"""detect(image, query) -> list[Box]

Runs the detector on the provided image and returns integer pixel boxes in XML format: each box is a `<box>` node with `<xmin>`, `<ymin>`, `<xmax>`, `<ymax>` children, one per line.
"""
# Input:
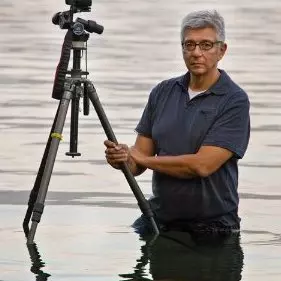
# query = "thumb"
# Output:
<box><xmin>115</xmin><ymin>145</ymin><xmax>122</xmax><ymax>151</ymax></box>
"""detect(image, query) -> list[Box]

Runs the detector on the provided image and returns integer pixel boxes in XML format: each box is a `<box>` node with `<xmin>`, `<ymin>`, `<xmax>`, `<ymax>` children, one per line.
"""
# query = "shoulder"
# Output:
<box><xmin>220</xmin><ymin>70</ymin><xmax>250</xmax><ymax>105</ymax></box>
<box><xmin>148</xmin><ymin>74</ymin><xmax>184</xmax><ymax>101</ymax></box>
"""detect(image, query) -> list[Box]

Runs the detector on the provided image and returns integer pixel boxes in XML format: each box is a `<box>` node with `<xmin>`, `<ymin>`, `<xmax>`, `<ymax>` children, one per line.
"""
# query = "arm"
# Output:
<box><xmin>131</xmin><ymin>92</ymin><xmax>250</xmax><ymax>179</ymax></box>
<box><xmin>131</xmin><ymin>145</ymin><xmax>233</xmax><ymax>178</ymax></box>
<box><xmin>129</xmin><ymin>134</ymin><xmax>155</xmax><ymax>176</ymax></box>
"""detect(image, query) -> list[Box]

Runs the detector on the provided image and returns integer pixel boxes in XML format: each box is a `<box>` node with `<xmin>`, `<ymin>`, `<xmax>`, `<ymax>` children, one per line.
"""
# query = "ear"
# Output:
<box><xmin>218</xmin><ymin>43</ymin><xmax>227</xmax><ymax>60</ymax></box>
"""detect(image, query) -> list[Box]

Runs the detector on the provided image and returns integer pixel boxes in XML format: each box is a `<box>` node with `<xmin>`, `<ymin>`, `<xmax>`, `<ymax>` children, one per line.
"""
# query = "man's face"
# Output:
<box><xmin>182</xmin><ymin>27</ymin><xmax>227</xmax><ymax>76</ymax></box>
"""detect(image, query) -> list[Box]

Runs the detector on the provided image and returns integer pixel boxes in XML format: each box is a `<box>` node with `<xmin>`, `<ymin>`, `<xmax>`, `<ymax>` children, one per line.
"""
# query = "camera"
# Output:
<box><xmin>65</xmin><ymin>0</ymin><xmax>92</xmax><ymax>11</ymax></box>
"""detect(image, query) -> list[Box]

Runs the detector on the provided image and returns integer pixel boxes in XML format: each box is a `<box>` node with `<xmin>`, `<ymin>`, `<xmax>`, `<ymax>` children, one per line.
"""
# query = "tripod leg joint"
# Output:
<box><xmin>31</xmin><ymin>203</ymin><xmax>45</xmax><ymax>223</ymax></box>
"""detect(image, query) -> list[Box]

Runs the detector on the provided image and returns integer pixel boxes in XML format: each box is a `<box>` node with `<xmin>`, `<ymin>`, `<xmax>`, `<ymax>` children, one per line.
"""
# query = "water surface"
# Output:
<box><xmin>1</xmin><ymin>0</ymin><xmax>281</xmax><ymax>280</ymax></box>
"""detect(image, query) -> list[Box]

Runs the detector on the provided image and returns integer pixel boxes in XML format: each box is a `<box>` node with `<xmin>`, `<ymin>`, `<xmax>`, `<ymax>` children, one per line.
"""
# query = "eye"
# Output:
<box><xmin>185</xmin><ymin>42</ymin><xmax>194</xmax><ymax>47</ymax></box>
<box><xmin>200</xmin><ymin>41</ymin><xmax>213</xmax><ymax>50</ymax></box>
<box><xmin>183</xmin><ymin>41</ymin><xmax>195</xmax><ymax>50</ymax></box>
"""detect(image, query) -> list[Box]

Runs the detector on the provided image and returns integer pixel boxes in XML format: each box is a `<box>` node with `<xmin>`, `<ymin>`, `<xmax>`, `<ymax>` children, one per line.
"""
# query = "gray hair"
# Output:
<box><xmin>180</xmin><ymin>10</ymin><xmax>225</xmax><ymax>43</ymax></box>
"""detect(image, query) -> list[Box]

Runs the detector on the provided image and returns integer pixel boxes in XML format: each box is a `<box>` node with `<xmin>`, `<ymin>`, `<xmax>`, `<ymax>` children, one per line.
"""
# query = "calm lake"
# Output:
<box><xmin>1</xmin><ymin>0</ymin><xmax>281</xmax><ymax>280</ymax></box>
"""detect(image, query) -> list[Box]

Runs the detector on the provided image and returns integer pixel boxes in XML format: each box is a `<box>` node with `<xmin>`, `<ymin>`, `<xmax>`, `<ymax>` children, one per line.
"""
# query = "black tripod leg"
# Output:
<box><xmin>86</xmin><ymin>81</ymin><xmax>159</xmax><ymax>236</ymax></box>
<box><xmin>23</xmin><ymin>103</ymin><xmax>61</xmax><ymax>236</ymax></box>
<box><xmin>27</xmin><ymin>90</ymin><xmax>73</xmax><ymax>244</ymax></box>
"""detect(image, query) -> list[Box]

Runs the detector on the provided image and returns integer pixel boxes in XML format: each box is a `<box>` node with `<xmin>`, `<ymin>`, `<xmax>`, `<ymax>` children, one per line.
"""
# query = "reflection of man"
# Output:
<box><xmin>120</xmin><ymin>232</ymin><xmax>244</xmax><ymax>281</ymax></box>
<box><xmin>105</xmin><ymin>10</ymin><xmax>250</xmax><ymax>235</ymax></box>
<box><xmin>150</xmin><ymin>232</ymin><xmax>244</xmax><ymax>281</ymax></box>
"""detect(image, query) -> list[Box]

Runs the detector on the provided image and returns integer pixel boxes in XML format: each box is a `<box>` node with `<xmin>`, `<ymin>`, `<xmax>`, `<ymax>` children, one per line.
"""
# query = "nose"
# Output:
<box><xmin>192</xmin><ymin>45</ymin><xmax>203</xmax><ymax>56</ymax></box>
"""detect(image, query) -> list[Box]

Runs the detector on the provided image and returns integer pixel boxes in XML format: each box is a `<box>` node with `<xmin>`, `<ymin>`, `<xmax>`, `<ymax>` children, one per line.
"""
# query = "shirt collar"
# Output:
<box><xmin>176</xmin><ymin>69</ymin><xmax>230</xmax><ymax>96</ymax></box>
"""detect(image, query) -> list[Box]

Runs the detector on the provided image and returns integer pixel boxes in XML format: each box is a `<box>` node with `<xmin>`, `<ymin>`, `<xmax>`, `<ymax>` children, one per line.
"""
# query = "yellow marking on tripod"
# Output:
<box><xmin>51</xmin><ymin>132</ymin><xmax>63</xmax><ymax>141</ymax></box>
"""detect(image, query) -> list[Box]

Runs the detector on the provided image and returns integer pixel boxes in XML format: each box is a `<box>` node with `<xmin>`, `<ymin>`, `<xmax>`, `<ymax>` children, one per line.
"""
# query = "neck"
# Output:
<box><xmin>189</xmin><ymin>69</ymin><xmax>220</xmax><ymax>92</ymax></box>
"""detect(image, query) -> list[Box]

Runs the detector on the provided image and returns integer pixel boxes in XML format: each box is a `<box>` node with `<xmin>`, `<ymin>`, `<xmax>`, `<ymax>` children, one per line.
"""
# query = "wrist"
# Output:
<box><xmin>141</xmin><ymin>155</ymin><xmax>152</xmax><ymax>169</ymax></box>
<box><xmin>137</xmin><ymin>155</ymin><xmax>150</xmax><ymax>168</ymax></box>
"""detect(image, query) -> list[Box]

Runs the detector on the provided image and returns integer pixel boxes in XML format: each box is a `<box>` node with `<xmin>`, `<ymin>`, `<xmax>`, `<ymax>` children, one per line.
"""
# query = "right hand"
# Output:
<box><xmin>104</xmin><ymin>140</ymin><xmax>130</xmax><ymax>169</ymax></box>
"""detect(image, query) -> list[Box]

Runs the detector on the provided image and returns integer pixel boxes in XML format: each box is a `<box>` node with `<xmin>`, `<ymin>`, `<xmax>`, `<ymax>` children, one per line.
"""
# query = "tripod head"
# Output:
<box><xmin>52</xmin><ymin>0</ymin><xmax>103</xmax><ymax>35</ymax></box>
<box><xmin>52</xmin><ymin>10</ymin><xmax>103</xmax><ymax>34</ymax></box>
<box><xmin>51</xmin><ymin>1</ymin><xmax>103</xmax><ymax>101</ymax></box>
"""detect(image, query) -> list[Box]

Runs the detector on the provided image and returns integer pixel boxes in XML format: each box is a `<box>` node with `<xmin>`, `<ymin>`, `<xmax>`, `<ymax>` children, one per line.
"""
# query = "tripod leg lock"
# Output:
<box><xmin>31</xmin><ymin>203</ymin><xmax>45</xmax><ymax>223</ymax></box>
<box><xmin>85</xmin><ymin>81</ymin><xmax>98</xmax><ymax>100</ymax></box>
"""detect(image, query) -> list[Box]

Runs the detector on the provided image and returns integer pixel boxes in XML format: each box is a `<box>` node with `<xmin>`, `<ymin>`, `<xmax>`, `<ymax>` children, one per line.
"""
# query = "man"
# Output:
<box><xmin>104</xmin><ymin>10</ymin><xmax>250</xmax><ymax>235</ymax></box>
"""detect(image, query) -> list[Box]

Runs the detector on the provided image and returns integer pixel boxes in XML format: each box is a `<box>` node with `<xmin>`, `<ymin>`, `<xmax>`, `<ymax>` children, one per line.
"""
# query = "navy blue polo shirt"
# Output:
<box><xmin>135</xmin><ymin>69</ymin><xmax>250</xmax><ymax>227</ymax></box>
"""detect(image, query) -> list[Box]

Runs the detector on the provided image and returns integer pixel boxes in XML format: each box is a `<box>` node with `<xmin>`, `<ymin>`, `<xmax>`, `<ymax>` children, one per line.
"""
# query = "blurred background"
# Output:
<box><xmin>0</xmin><ymin>0</ymin><xmax>281</xmax><ymax>280</ymax></box>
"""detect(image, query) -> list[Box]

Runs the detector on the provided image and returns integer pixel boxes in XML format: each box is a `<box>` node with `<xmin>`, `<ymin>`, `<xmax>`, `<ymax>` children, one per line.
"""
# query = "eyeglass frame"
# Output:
<box><xmin>181</xmin><ymin>40</ymin><xmax>224</xmax><ymax>52</ymax></box>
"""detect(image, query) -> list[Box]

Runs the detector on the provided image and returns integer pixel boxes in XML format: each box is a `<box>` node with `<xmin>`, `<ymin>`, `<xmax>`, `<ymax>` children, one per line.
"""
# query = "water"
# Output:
<box><xmin>1</xmin><ymin>0</ymin><xmax>281</xmax><ymax>280</ymax></box>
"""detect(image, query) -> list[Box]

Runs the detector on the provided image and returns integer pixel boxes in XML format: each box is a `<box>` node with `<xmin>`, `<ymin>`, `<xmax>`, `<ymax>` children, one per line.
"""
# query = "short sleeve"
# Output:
<box><xmin>202</xmin><ymin>92</ymin><xmax>250</xmax><ymax>159</ymax></box>
<box><xmin>135</xmin><ymin>86</ymin><xmax>158</xmax><ymax>137</ymax></box>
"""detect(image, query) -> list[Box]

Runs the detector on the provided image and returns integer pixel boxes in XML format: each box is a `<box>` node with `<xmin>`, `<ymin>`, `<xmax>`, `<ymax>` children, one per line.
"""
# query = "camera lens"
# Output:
<box><xmin>65</xmin><ymin>0</ymin><xmax>92</xmax><ymax>7</ymax></box>
<box><xmin>79</xmin><ymin>0</ymin><xmax>92</xmax><ymax>7</ymax></box>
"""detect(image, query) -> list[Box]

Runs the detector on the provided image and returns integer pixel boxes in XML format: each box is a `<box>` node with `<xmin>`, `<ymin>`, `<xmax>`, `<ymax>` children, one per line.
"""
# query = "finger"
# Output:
<box><xmin>106</xmin><ymin>154</ymin><xmax>127</xmax><ymax>160</ymax></box>
<box><xmin>106</xmin><ymin>157</ymin><xmax>127</xmax><ymax>165</ymax></box>
<box><xmin>106</xmin><ymin>153</ymin><xmax>128</xmax><ymax>160</ymax></box>
<box><xmin>106</xmin><ymin>147</ymin><xmax>128</xmax><ymax>154</ymax></box>
<box><xmin>104</xmin><ymin>140</ymin><xmax>117</xmax><ymax>148</ymax></box>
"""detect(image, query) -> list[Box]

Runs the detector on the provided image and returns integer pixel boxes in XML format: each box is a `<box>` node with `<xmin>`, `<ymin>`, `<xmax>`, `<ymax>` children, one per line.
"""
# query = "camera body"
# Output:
<box><xmin>65</xmin><ymin>0</ymin><xmax>92</xmax><ymax>11</ymax></box>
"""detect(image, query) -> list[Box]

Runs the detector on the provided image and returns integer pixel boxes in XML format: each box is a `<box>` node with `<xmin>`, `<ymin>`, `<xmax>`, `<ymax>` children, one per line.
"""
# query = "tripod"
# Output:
<box><xmin>23</xmin><ymin>9</ymin><xmax>159</xmax><ymax>244</ymax></box>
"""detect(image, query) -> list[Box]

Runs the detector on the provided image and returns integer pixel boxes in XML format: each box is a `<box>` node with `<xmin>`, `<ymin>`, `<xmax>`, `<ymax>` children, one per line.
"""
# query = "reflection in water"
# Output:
<box><xmin>26</xmin><ymin>243</ymin><xmax>51</xmax><ymax>281</ymax></box>
<box><xmin>1</xmin><ymin>1</ymin><xmax>281</xmax><ymax>280</ymax></box>
<box><xmin>120</xmin><ymin>231</ymin><xmax>243</xmax><ymax>281</ymax></box>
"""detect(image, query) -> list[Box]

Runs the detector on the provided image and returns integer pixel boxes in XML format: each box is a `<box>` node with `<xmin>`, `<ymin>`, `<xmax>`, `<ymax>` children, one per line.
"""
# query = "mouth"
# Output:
<box><xmin>190</xmin><ymin>63</ymin><xmax>205</xmax><ymax>69</ymax></box>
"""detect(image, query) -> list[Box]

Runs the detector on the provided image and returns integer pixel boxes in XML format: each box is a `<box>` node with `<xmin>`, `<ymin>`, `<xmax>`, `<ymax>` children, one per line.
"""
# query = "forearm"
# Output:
<box><xmin>130</xmin><ymin>145</ymin><xmax>232</xmax><ymax>178</ymax></box>
<box><xmin>141</xmin><ymin>154</ymin><xmax>201</xmax><ymax>179</ymax></box>
<box><xmin>126</xmin><ymin>154</ymin><xmax>146</xmax><ymax>176</ymax></box>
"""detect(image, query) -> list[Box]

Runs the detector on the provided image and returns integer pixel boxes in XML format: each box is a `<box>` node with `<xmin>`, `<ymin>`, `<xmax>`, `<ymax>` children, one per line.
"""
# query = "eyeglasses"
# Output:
<box><xmin>182</xmin><ymin>40</ymin><xmax>223</xmax><ymax>51</ymax></box>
